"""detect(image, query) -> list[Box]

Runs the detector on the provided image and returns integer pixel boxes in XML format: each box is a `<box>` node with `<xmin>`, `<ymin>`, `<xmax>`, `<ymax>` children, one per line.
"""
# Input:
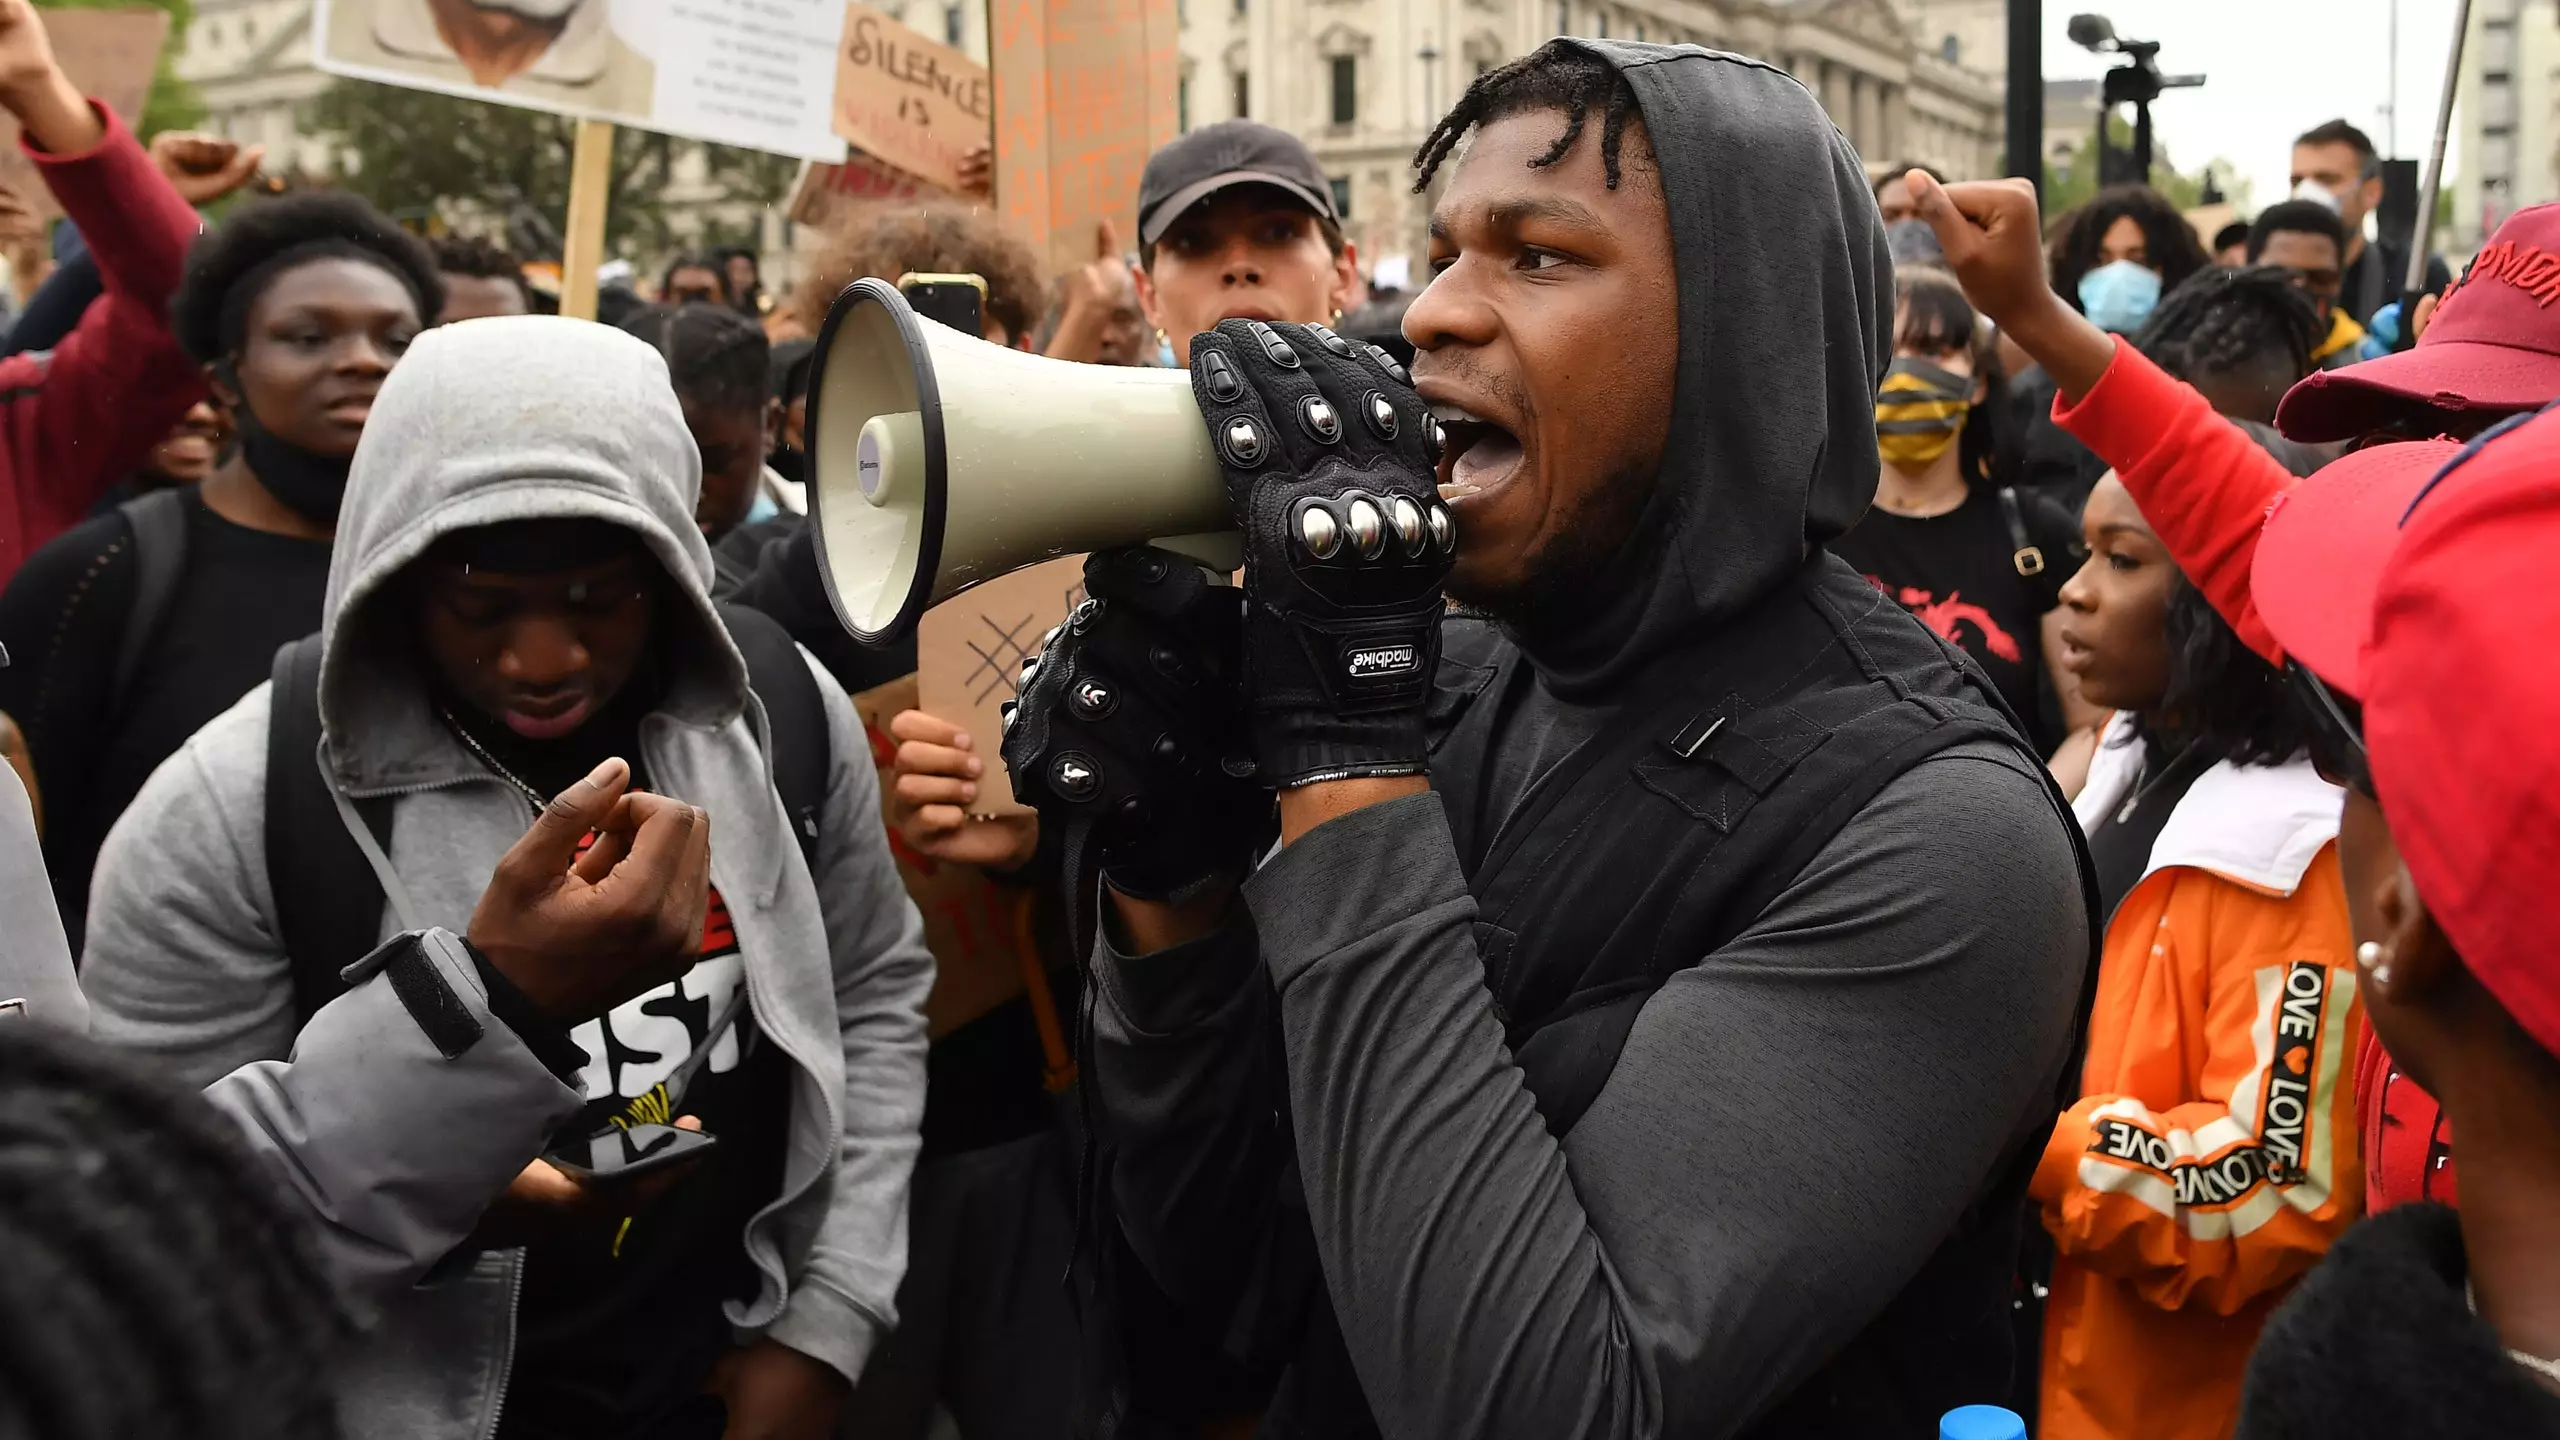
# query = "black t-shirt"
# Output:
<box><xmin>470</xmin><ymin>730</ymin><xmax>795</xmax><ymax>1440</ymax></box>
<box><xmin>1828</xmin><ymin>486</ymin><xmax>2080</xmax><ymax>752</ymax></box>
<box><xmin>0</xmin><ymin>488</ymin><xmax>331</xmax><ymax>949</ymax></box>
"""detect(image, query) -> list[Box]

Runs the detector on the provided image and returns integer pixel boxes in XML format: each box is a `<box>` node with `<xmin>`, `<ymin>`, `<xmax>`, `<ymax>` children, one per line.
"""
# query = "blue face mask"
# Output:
<box><xmin>2077</xmin><ymin>259</ymin><xmax>2162</xmax><ymax>334</ymax></box>
<box><xmin>1157</xmin><ymin>338</ymin><xmax>1178</xmax><ymax>368</ymax></box>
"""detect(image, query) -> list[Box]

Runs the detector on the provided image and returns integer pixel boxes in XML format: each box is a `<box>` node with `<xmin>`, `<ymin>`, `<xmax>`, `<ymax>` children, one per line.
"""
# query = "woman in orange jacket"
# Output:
<box><xmin>2037</xmin><ymin>470</ymin><xmax>2364</xmax><ymax>1440</ymax></box>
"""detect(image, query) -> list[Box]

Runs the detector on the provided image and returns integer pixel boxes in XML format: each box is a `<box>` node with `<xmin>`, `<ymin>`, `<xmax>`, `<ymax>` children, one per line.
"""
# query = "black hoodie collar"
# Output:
<box><xmin>2237</xmin><ymin>1203</ymin><xmax>2560</xmax><ymax>1440</ymax></box>
<box><xmin>1492</xmin><ymin>41</ymin><xmax>1890</xmax><ymax>701</ymax></box>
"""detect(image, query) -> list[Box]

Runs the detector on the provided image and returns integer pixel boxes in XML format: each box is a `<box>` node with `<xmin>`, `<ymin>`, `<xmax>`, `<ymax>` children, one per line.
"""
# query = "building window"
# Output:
<box><xmin>1233</xmin><ymin>70</ymin><xmax>1250</xmax><ymax>118</ymax></box>
<box><xmin>1235</xmin><ymin>0</ymin><xmax>1248</xmax><ymax>18</ymax></box>
<box><xmin>1329</xmin><ymin>175</ymin><xmax>1353</xmax><ymax>218</ymax></box>
<box><xmin>1555</xmin><ymin>0</ymin><xmax>1569</xmax><ymax>33</ymax></box>
<box><xmin>1329</xmin><ymin>55</ymin><xmax>1357</xmax><ymax>125</ymax></box>
<box><xmin>945</xmin><ymin>6</ymin><xmax>964</xmax><ymax>44</ymax></box>
<box><xmin>1179</xmin><ymin>75</ymin><xmax>1191</xmax><ymax>131</ymax></box>
<box><xmin>1475</xmin><ymin>57</ymin><xmax>1492</xmax><ymax>76</ymax></box>
<box><xmin>1632</xmin><ymin>19</ymin><xmax>1645</xmax><ymax>40</ymax></box>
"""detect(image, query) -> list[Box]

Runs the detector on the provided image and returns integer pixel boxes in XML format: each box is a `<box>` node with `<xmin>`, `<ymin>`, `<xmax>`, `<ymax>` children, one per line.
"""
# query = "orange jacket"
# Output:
<box><xmin>2036</xmin><ymin>720</ymin><xmax>2364</xmax><ymax>1440</ymax></box>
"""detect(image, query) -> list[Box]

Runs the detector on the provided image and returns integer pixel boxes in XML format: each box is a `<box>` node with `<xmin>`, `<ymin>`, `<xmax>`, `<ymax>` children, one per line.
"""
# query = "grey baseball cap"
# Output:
<box><xmin>1136</xmin><ymin>120</ymin><xmax>1337</xmax><ymax>247</ymax></box>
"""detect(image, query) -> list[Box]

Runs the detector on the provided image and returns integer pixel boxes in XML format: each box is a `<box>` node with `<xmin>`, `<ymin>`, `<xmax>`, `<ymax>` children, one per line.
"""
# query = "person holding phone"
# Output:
<box><xmin>80</xmin><ymin>316</ymin><xmax>934</xmax><ymax>1440</ymax></box>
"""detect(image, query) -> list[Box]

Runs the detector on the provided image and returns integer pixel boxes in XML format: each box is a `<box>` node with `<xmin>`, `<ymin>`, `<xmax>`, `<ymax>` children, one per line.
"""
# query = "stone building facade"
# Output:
<box><xmin>1177</xmin><ymin>0</ymin><xmax>2005</xmax><ymax>281</ymax></box>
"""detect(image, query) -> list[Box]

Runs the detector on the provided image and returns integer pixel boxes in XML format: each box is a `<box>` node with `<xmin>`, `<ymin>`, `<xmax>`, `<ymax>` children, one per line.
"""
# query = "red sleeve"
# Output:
<box><xmin>1</xmin><ymin>101</ymin><xmax>206</xmax><ymax>559</ymax></box>
<box><xmin>2051</xmin><ymin>339</ymin><xmax>2293</xmax><ymax>666</ymax></box>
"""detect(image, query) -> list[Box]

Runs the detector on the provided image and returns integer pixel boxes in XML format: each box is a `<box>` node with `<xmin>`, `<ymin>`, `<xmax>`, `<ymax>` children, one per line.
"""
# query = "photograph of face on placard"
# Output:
<box><xmin>311</xmin><ymin>0</ymin><xmax>849</xmax><ymax>162</ymax></box>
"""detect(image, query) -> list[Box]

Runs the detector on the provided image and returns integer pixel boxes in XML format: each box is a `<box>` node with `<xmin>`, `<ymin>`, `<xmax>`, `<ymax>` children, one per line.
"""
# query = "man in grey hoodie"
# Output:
<box><xmin>81</xmin><ymin>314</ymin><xmax>935</xmax><ymax>1439</ymax></box>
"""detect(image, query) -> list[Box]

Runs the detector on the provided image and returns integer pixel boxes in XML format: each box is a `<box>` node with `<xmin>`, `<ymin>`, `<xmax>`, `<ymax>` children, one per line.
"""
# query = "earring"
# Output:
<box><xmin>1332</xmin><ymin>308</ymin><xmax>1345</xmax><ymax>325</ymax></box>
<box><xmin>2357</xmin><ymin>941</ymin><xmax>2393</xmax><ymax>987</ymax></box>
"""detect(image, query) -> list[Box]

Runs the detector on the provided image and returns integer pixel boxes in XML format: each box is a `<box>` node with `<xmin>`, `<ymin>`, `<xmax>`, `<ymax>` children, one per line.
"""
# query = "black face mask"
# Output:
<box><xmin>222</xmin><ymin>364</ymin><xmax>353</xmax><ymax>528</ymax></box>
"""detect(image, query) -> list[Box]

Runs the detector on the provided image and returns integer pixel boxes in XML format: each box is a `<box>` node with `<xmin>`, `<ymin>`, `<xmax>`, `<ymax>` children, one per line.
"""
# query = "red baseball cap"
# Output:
<box><xmin>2360</xmin><ymin>403</ymin><xmax>2560</xmax><ymax>1056</ymax></box>
<box><xmin>2251</xmin><ymin>438</ymin><xmax>2462</xmax><ymax>695</ymax></box>
<box><xmin>2276</xmin><ymin>202</ymin><xmax>2560</xmax><ymax>443</ymax></box>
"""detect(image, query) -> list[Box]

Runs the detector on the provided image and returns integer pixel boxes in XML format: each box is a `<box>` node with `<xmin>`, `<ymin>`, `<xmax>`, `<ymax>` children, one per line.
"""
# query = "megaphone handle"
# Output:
<box><xmin>1150</xmin><ymin>531</ymin><xmax>1243</xmax><ymax>578</ymax></box>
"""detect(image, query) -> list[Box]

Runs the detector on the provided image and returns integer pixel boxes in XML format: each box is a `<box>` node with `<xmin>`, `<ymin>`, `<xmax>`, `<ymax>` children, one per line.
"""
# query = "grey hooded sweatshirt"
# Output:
<box><xmin>80</xmin><ymin>316</ymin><xmax>935</xmax><ymax>1436</ymax></box>
<box><xmin>1086</xmin><ymin>40</ymin><xmax>2089</xmax><ymax>1440</ymax></box>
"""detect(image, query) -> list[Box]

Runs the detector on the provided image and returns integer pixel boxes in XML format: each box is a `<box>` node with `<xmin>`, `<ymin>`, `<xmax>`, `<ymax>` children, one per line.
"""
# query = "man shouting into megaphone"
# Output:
<box><xmin>1000</xmin><ymin>38</ymin><xmax>2097</xmax><ymax>1440</ymax></box>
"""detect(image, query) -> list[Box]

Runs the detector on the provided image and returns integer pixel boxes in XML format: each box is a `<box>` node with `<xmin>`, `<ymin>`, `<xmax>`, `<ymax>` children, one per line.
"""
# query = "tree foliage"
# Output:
<box><xmin>299</xmin><ymin>78</ymin><xmax>797</xmax><ymax>260</ymax></box>
<box><xmin>37</xmin><ymin>0</ymin><xmax>205</xmax><ymax>135</ymax></box>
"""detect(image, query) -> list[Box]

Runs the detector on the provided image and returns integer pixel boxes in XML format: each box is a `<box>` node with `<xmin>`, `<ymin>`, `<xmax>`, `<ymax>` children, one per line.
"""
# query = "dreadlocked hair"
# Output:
<box><xmin>1413</xmin><ymin>41</ymin><xmax>1645</xmax><ymax>193</ymax></box>
<box><xmin>2131</xmin><ymin>266</ymin><xmax>2325</xmax><ymax>386</ymax></box>
<box><xmin>618</xmin><ymin>302</ymin><xmax>772</xmax><ymax>416</ymax></box>
<box><xmin>0</xmin><ymin>1024</ymin><xmax>346</xmax><ymax>1440</ymax></box>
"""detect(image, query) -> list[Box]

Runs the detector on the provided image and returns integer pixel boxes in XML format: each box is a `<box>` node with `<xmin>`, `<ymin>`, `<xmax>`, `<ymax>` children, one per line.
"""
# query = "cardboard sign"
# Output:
<box><xmin>991</xmin><ymin>0</ymin><xmax>1180</xmax><ymax>275</ymax></box>
<box><xmin>0</xmin><ymin>7</ymin><xmax>167</xmax><ymax>221</ymax></box>
<box><xmin>786</xmin><ymin>145</ymin><xmax>945</xmax><ymax>229</ymax></box>
<box><xmin>914</xmin><ymin>555</ymin><xmax>1088</xmax><ymax>817</ymax></box>
<box><xmin>312</xmin><ymin>0</ymin><xmax>849</xmax><ymax>161</ymax></box>
<box><xmin>830</xmin><ymin>0</ymin><xmax>990</xmax><ymax>196</ymax></box>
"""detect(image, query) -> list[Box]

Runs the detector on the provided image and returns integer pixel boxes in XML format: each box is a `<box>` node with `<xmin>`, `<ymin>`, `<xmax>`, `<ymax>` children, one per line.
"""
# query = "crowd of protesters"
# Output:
<box><xmin>0</xmin><ymin>0</ymin><xmax>2550</xmax><ymax>1434</ymax></box>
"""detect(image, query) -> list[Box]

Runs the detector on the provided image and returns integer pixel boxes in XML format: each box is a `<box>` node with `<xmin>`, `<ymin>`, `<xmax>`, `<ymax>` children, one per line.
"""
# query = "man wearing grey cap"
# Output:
<box><xmin>1129</xmin><ymin>119</ymin><xmax>1363</xmax><ymax>370</ymax></box>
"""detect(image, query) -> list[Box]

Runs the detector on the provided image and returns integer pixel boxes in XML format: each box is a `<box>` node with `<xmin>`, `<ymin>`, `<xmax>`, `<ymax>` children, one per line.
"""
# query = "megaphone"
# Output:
<box><xmin>804</xmin><ymin>277</ymin><xmax>1240</xmax><ymax>644</ymax></box>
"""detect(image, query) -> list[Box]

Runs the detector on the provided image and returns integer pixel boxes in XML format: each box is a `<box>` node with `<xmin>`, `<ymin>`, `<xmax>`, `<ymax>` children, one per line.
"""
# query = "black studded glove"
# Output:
<box><xmin>1188</xmin><ymin>320</ymin><xmax>1455</xmax><ymax>788</ymax></box>
<box><xmin>999</xmin><ymin>546</ymin><xmax>1274</xmax><ymax>903</ymax></box>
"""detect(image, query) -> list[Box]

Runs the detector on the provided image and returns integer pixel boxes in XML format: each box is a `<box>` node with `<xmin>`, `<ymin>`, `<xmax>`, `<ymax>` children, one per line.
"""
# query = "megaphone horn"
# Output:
<box><xmin>804</xmin><ymin>277</ymin><xmax>1241</xmax><ymax>645</ymax></box>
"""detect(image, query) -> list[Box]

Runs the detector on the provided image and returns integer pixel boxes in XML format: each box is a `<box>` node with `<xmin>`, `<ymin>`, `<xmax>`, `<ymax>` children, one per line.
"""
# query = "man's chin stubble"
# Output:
<box><xmin>1444</xmin><ymin>463</ymin><xmax>1654</xmax><ymax>628</ymax></box>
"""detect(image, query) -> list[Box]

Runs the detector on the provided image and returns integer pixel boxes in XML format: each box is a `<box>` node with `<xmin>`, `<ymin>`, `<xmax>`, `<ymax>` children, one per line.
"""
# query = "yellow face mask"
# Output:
<box><xmin>1875</xmin><ymin>357</ymin><xmax>1973</xmax><ymax>470</ymax></box>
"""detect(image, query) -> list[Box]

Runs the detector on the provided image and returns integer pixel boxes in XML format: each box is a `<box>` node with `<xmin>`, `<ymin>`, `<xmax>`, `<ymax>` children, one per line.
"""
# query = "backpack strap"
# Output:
<box><xmin>111</xmin><ymin>489</ymin><xmax>189</xmax><ymax>715</ymax></box>
<box><xmin>265</xmin><ymin>633</ymin><xmax>395</xmax><ymax>1027</ymax></box>
<box><xmin>1995</xmin><ymin>485</ymin><xmax>2046</xmax><ymax>580</ymax></box>
<box><xmin>718</xmin><ymin>600</ymin><xmax>828</xmax><ymax>873</ymax></box>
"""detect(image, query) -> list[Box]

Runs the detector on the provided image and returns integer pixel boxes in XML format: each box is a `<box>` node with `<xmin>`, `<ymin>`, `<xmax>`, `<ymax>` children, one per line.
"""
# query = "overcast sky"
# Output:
<box><xmin>2037</xmin><ymin>0</ymin><xmax>2467</xmax><ymax>209</ymax></box>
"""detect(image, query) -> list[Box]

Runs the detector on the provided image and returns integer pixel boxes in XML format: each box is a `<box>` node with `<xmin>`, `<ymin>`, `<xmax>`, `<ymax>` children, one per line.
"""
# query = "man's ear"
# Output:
<box><xmin>761</xmin><ymin>396</ymin><xmax>782</xmax><ymax>452</ymax></box>
<box><xmin>1330</xmin><ymin>238</ymin><xmax>1361</xmax><ymax>318</ymax></box>
<box><xmin>2359</xmin><ymin>175</ymin><xmax>2385</xmax><ymax>219</ymax></box>
<box><xmin>1133</xmin><ymin>260</ymin><xmax>1164</xmax><ymax>336</ymax></box>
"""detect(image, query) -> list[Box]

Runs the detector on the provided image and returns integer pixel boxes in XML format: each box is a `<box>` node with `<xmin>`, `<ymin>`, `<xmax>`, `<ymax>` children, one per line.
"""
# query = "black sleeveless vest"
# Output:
<box><xmin>1096</xmin><ymin>554</ymin><xmax>2099</xmax><ymax>1440</ymax></box>
<box><xmin>1405</xmin><ymin>553</ymin><xmax>2097</xmax><ymax>1437</ymax></box>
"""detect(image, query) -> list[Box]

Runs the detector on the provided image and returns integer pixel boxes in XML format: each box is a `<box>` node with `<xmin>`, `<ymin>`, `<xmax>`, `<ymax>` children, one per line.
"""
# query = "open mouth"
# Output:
<box><xmin>1427</xmin><ymin>401</ymin><xmax>1525</xmax><ymax>504</ymax></box>
<box><xmin>2055</xmin><ymin>628</ymin><xmax>2094</xmax><ymax>673</ymax></box>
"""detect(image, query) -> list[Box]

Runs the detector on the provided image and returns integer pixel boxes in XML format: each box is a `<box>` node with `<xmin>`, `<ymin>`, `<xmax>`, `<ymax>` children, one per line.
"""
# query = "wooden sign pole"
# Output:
<box><xmin>559</xmin><ymin>119</ymin><xmax>617</xmax><ymax>321</ymax></box>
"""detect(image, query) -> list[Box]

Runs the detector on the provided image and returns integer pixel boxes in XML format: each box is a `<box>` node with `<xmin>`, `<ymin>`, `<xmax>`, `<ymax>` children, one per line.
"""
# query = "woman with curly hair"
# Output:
<box><xmin>0</xmin><ymin>189</ymin><xmax>442</xmax><ymax>949</ymax></box>
<box><xmin>2032</xmin><ymin>464</ymin><xmax>2363</xmax><ymax>1440</ymax></box>
<box><xmin>788</xmin><ymin>200</ymin><xmax>1048</xmax><ymax>347</ymax></box>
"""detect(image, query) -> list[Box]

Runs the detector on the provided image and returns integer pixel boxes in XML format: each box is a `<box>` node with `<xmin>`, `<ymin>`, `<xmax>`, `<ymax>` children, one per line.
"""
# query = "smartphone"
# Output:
<box><xmin>544</xmin><ymin>1122</ymin><xmax>719</xmax><ymax>1182</ymax></box>
<box><xmin>898</xmin><ymin>271</ymin><xmax>987</xmax><ymax>339</ymax></box>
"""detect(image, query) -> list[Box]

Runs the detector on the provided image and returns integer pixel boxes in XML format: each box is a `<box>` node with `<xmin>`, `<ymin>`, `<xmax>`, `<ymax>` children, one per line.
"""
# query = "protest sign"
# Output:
<box><xmin>991</xmin><ymin>0</ymin><xmax>1180</xmax><ymax>275</ymax></box>
<box><xmin>312</xmin><ymin>0</ymin><xmax>848</xmax><ymax>161</ymax></box>
<box><xmin>0</xmin><ymin>7</ymin><xmax>165</xmax><ymax>220</ymax></box>
<box><xmin>830</xmin><ymin>0</ymin><xmax>990</xmax><ymax>196</ymax></box>
<box><xmin>786</xmin><ymin>146</ymin><xmax>946</xmax><ymax>229</ymax></box>
<box><xmin>914</xmin><ymin>554</ymin><xmax>1088</xmax><ymax>817</ymax></box>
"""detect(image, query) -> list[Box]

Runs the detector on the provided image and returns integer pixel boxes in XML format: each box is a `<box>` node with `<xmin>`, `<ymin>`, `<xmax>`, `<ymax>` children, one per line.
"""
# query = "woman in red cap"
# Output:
<box><xmin>2230</xmin><ymin>404</ymin><xmax>2560</xmax><ymax>1436</ymax></box>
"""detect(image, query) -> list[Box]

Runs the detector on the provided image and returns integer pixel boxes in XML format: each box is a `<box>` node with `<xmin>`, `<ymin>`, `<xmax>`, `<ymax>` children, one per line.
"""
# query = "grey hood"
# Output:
<box><xmin>318</xmin><ymin>315</ymin><xmax>742</xmax><ymax>790</ymax></box>
<box><xmin>1509</xmin><ymin>39</ymin><xmax>1891</xmax><ymax>698</ymax></box>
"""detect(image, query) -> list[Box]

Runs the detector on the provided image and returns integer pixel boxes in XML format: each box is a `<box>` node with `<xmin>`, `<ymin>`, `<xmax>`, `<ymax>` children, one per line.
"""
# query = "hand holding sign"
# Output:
<box><xmin>832</xmin><ymin>0</ymin><xmax>993</xmax><ymax>196</ymax></box>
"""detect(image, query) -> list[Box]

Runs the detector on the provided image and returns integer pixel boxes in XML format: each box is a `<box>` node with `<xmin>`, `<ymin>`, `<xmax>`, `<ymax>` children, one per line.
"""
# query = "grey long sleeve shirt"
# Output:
<box><xmin>1093</xmin><ymin>741</ymin><xmax>2086</xmax><ymax>1439</ymax></box>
